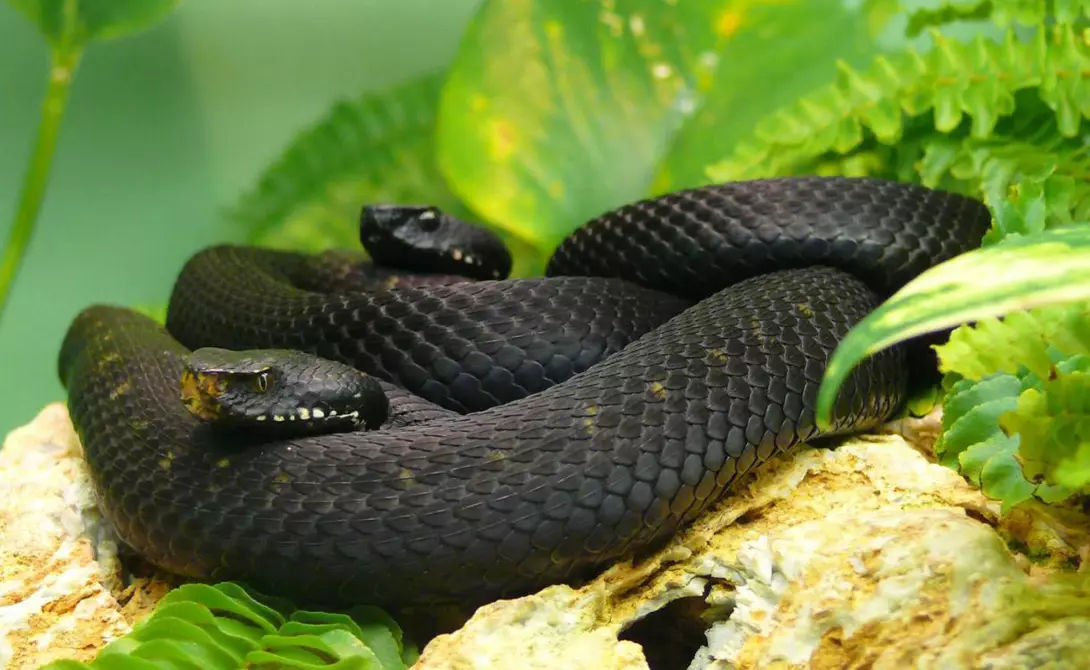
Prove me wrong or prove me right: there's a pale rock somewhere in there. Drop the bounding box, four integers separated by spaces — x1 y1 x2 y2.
414 426 1090 670
0 404 172 670
3 405 1090 669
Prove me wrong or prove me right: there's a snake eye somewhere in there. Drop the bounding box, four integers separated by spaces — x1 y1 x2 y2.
416 208 441 232
252 372 270 393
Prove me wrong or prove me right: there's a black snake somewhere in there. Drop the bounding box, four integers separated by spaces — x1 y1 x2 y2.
57 177 992 609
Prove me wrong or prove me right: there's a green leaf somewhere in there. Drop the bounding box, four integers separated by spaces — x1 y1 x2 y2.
248 631 384 669
228 70 546 277
974 434 1037 512
904 0 996 36
435 0 737 253
1001 355 1090 490
287 610 405 670
704 26 1090 183
650 0 898 194
131 303 167 325
935 373 1042 512
816 224 1090 429
934 303 1090 381
7 0 179 48
157 583 284 635
39 581 414 669
231 73 460 252
936 374 1023 467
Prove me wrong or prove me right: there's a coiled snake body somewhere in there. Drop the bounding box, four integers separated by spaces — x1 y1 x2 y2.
58 177 991 608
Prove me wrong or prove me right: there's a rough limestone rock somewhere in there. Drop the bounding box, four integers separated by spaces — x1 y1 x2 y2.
3 404 1090 669
0 404 172 670
413 420 1090 669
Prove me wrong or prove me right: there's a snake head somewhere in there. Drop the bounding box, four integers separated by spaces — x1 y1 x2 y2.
180 347 389 435
359 204 512 281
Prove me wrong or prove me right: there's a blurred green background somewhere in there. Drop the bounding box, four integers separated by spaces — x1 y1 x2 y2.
0 0 481 436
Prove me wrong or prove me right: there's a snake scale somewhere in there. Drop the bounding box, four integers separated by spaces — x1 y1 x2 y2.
58 177 992 608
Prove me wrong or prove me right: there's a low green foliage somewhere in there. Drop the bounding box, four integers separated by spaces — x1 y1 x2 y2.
7 0 179 49
1 0 181 326
40 583 418 670
695 0 1090 511
24 0 1090 665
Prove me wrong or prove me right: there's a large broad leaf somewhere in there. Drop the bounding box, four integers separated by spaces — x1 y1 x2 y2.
651 0 901 193
7 0 179 47
435 0 740 253
229 71 542 276
815 224 1090 429
230 73 466 254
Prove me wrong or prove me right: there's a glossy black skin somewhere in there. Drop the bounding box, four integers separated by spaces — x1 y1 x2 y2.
182 346 389 436
359 204 513 281
59 177 994 610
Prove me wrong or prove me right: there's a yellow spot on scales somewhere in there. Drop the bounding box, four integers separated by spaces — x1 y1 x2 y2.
648 382 667 400
269 471 293 493
128 418 149 432
158 450 177 471
707 348 728 363
216 458 230 468
108 380 132 400
583 405 600 434
392 467 417 490
98 352 121 369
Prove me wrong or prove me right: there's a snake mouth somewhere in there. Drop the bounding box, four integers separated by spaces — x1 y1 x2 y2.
180 369 226 422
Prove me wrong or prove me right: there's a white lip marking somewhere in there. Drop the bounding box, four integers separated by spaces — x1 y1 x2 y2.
329 409 337 416
273 415 285 422
419 210 437 220
452 249 463 261
299 408 311 420
312 408 325 419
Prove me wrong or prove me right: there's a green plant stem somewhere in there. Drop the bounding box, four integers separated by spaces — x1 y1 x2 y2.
0 46 82 325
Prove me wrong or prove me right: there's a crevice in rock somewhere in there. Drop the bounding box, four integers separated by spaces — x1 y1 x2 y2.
962 504 995 527
731 507 764 526
619 595 710 670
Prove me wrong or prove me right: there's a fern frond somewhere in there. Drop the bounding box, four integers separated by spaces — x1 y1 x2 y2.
717 15 1090 511
1000 354 1090 490
228 72 472 253
936 364 1086 510
706 25 1090 185
905 0 1090 36
935 374 1039 510
935 302 1090 381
